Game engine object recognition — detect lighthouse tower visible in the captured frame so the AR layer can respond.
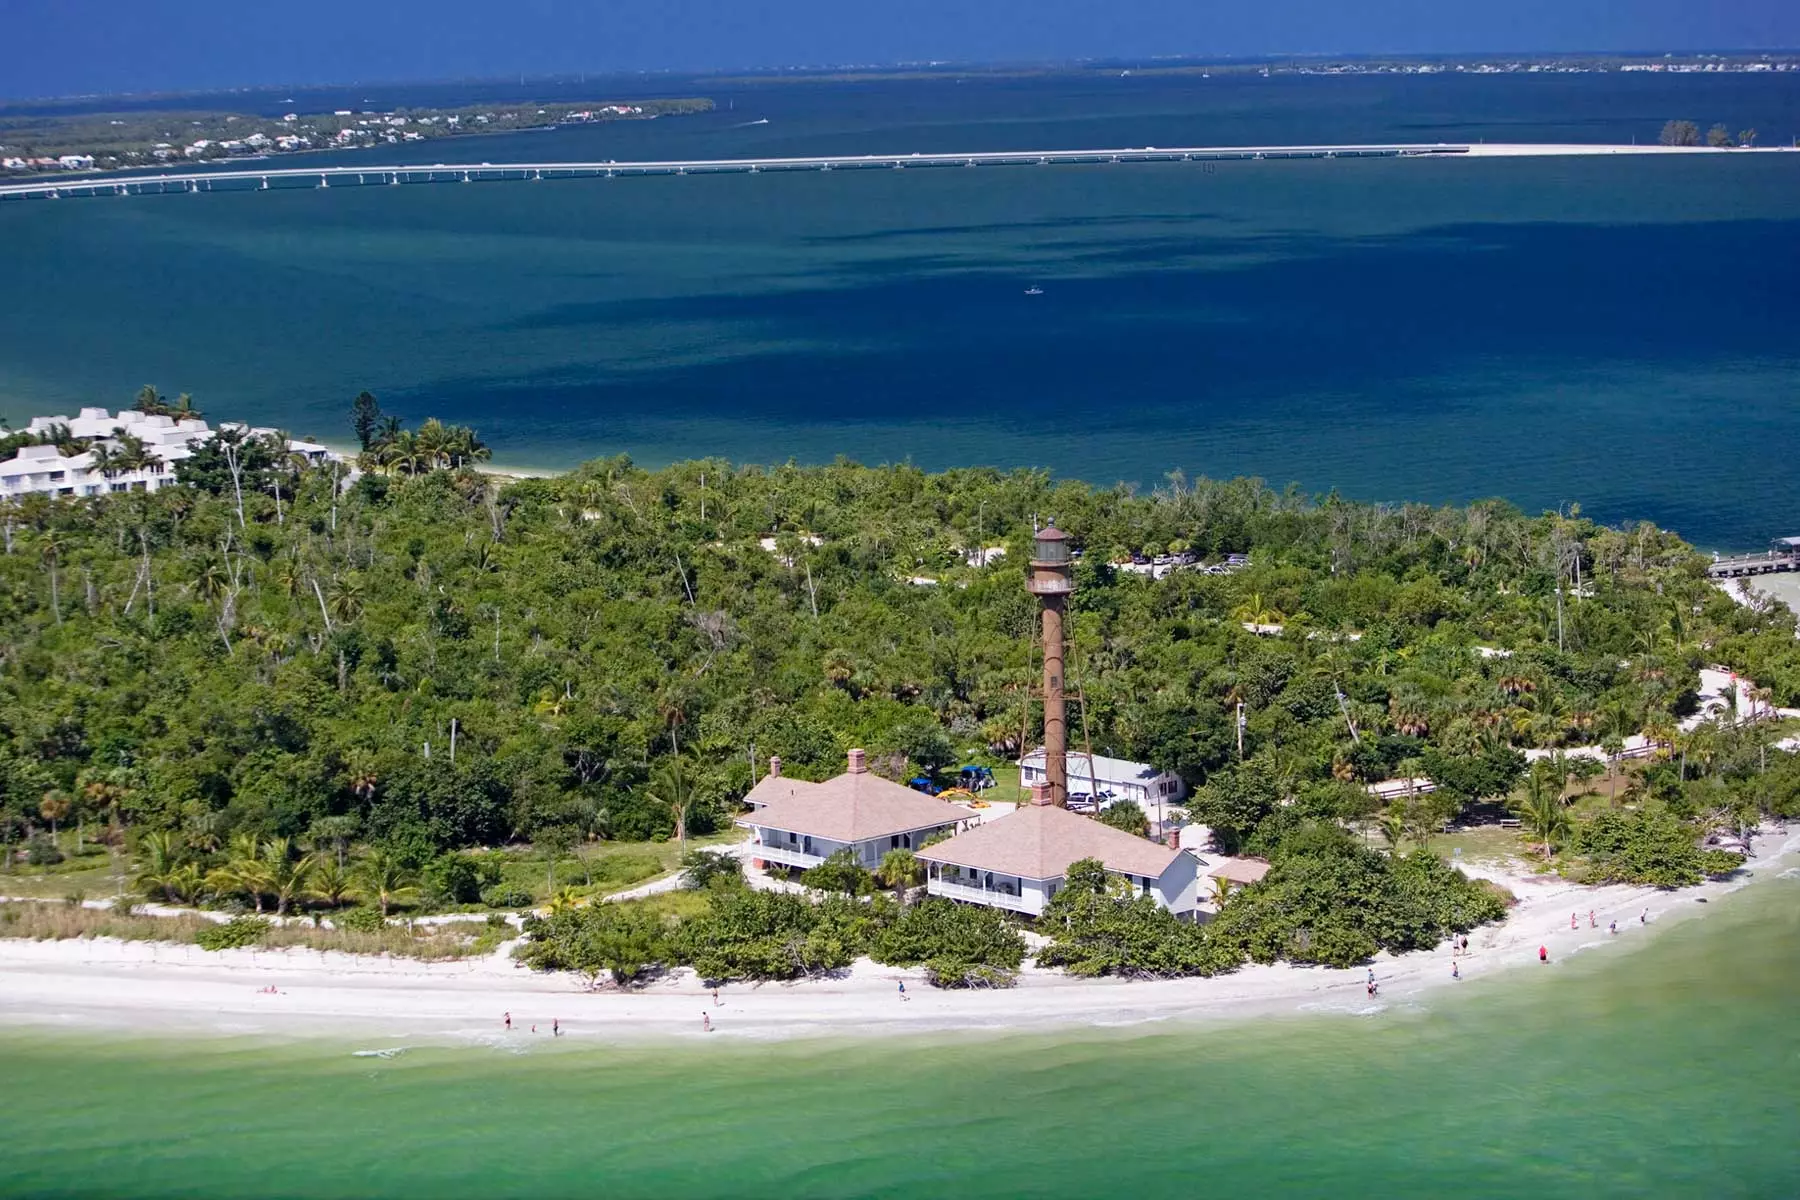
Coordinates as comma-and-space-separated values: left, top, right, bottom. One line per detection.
1026, 523, 1076, 807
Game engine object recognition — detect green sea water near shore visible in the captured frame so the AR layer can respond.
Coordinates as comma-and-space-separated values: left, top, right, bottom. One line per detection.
1, 866, 1794, 1198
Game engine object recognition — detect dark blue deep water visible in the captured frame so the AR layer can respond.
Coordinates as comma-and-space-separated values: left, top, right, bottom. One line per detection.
2, 72, 1798, 546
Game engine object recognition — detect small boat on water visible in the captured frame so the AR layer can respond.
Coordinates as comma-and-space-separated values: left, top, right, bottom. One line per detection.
1024, 286, 1044, 296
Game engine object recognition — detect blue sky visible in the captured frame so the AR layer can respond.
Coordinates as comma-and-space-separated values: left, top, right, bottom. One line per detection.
6, 0, 1797, 99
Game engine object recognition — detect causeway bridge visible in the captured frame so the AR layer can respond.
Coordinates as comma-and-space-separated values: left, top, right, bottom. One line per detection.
0, 142, 1472, 202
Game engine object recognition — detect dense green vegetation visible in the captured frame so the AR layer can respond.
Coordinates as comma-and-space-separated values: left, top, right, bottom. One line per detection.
0, 98, 713, 171
518, 872, 1026, 988
3, 396, 1796, 974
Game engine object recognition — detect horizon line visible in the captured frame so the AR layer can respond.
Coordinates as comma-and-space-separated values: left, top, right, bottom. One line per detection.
6, 46, 1800, 108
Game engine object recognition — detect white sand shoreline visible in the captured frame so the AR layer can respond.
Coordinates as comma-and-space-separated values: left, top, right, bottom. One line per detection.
0, 827, 1791, 1047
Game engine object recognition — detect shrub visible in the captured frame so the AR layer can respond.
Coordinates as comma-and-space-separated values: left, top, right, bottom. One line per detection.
422, 853, 488, 907
1039, 860, 1241, 979
871, 898, 1025, 988
196, 916, 270, 951
26, 837, 64, 866
681, 849, 744, 890
336, 906, 386, 933
671, 889, 883, 982
1098, 801, 1149, 837
516, 903, 671, 986
1207, 829, 1504, 968
480, 886, 535, 909
803, 849, 875, 896
1576, 808, 1718, 888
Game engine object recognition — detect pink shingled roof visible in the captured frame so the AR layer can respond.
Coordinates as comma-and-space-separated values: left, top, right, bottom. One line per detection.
740, 768, 965, 843
917, 803, 1183, 882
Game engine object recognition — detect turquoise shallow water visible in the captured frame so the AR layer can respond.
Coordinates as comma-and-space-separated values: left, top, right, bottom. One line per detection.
2, 74, 1799, 547
1, 867, 1795, 1198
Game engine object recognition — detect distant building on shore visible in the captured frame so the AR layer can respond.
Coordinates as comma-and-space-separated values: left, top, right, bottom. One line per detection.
0, 406, 338, 502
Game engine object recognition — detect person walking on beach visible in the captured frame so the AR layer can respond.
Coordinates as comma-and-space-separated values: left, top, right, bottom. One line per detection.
1641, 908, 1648, 924
552, 1018, 560, 1037
1367, 967, 1376, 984
898, 980, 908, 1001
702, 1012, 712, 1033
1571, 912, 1578, 930
504, 1011, 511, 1031
1452, 960, 1460, 980
1589, 910, 1597, 928
712, 988, 720, 1007
1539, 945, 1548, 963
1609, 920, 1617, 936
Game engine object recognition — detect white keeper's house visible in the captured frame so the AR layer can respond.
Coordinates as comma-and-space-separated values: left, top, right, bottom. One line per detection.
918, 785, 1202, 919
1018, 747, 1186, 805
739, 749, 971, 871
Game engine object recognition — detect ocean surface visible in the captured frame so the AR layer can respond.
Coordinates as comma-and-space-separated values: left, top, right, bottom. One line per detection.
2, 73, 1799, 546
0, 863, 1794, 1198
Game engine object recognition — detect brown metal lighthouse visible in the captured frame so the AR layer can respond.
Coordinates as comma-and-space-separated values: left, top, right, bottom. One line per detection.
1026, 523, 1075, 807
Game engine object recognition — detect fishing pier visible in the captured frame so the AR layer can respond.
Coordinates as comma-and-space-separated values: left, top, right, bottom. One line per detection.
1707, 538, 1800, 579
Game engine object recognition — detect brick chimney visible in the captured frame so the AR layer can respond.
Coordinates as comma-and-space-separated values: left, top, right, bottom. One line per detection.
1030, 782, 1053, 806
769, 755, 782, 779
847, 748, 868, 775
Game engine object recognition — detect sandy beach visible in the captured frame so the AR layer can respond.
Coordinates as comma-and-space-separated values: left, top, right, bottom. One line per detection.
0, 826, 1790, 1047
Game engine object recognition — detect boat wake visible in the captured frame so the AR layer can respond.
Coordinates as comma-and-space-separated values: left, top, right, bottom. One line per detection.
733, 118, 770, 128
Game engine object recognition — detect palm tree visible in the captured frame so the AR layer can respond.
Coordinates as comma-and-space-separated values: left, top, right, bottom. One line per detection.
133, 384, 168, 416
1512, 769, 1571, 860
309, 812, 361, 869
307, 857, 355, 909
207, 834, 276, 912
355, 850, 418, 918
1231, 592, 1282, 628
260, 838, 315, 916
446, 425, 490, 468
647, 759, 691, 857
1600, 735, 1626, 803
327, 574, 365, 622
878, 848, 923, 905
134, 831, 189, 902
1377, 806, 1407, 855
38, 790, 72, 840
415, 419, 451, 469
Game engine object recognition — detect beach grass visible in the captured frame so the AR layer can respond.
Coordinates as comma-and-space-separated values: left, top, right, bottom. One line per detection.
0, 901, 217, 943
260, 919, 508, 961
0, 901, 516, 961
